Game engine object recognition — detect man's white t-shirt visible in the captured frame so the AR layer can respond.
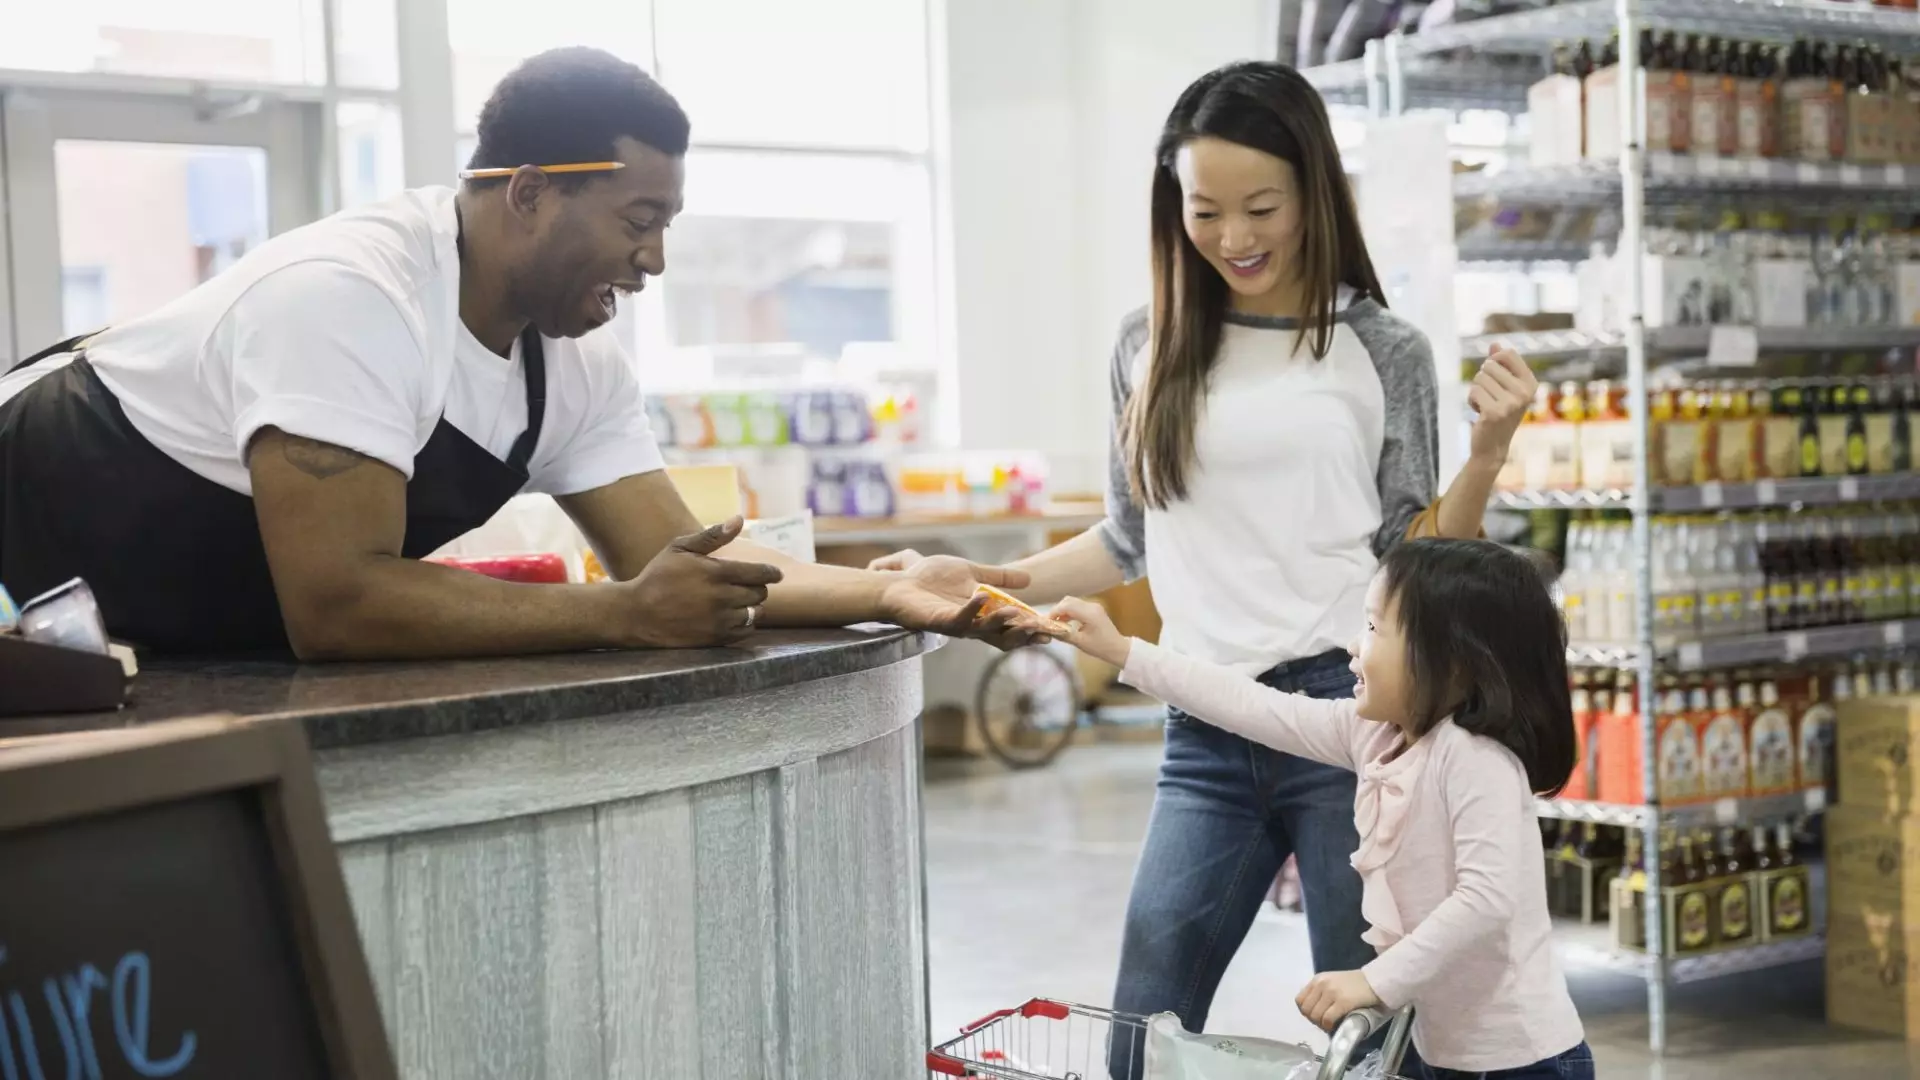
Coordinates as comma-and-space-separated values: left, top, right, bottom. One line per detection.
0, 186, 663, 497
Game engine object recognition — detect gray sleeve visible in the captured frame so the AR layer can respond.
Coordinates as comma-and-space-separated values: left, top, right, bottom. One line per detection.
1094, 307, 1152, 582
1347, 303, 1439, 557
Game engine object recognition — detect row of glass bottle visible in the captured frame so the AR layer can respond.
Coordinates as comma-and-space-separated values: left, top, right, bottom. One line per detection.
1643, 211, 1917, 328
1560, 506, 1920, 647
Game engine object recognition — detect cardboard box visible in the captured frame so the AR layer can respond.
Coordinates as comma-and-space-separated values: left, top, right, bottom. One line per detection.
1528, 74, 1585, 167
1828, 912, 1920, 1038
1836, 696, 1920, 817
1827, 805, 1920, 895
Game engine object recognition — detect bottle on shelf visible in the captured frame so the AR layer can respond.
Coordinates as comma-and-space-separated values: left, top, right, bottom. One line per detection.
1717, 829, 1756, 945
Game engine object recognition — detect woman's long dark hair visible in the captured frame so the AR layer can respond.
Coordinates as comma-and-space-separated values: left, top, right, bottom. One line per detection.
1378, 539, 1577, 796
1127, 61, 1385, 509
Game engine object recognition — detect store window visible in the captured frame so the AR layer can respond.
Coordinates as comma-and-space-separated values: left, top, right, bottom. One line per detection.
650, 0, 929, 152
638, 149, 936, 389
338, 100, 406, 208
0, 0, 325, 85
444, 0, 939, 389
447, 0, 655, 136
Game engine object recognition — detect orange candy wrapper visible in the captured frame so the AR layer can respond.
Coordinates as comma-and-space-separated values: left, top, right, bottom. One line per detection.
971, 585, 1074, 635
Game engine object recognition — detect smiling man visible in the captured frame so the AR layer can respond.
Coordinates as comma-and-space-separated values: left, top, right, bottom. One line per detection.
0, 47, 1033, 659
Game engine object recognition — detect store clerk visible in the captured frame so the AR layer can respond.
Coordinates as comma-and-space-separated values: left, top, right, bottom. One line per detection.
0, 47, 1036, 660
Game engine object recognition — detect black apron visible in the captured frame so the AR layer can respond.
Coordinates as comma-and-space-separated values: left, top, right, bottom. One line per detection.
0, 329, 547, 655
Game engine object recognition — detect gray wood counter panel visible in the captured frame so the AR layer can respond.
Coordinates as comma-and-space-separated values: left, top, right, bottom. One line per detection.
328, 654, 929, 1080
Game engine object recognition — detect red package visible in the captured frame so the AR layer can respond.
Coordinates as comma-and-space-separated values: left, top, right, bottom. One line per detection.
427, 553, 569, 584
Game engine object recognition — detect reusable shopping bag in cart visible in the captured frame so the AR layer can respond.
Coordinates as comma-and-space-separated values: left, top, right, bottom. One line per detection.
1143, 1012, 1320, 1078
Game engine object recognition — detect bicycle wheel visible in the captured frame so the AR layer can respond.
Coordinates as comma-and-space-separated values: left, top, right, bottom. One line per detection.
973, 644, 1083, 769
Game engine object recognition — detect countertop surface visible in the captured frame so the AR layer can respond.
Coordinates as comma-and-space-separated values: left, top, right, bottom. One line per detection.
1, 627, 931, 751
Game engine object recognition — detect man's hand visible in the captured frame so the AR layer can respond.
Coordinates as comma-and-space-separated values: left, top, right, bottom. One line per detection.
1295, 970, 1381, 1033
1467, 345, 1536, 467
876, 556, 1049, 649
618, 517, 784, 647
867, 548, 926, 572
1047, 596, 1131, 668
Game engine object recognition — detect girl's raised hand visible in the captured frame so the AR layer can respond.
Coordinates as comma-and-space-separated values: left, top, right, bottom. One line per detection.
1046, 596, 1132, 668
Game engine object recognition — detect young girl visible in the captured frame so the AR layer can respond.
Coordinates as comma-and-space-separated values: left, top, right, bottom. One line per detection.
1049, 538, 1590, 1080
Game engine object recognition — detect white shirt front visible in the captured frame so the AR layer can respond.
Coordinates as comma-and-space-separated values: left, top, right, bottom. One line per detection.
1133, 315, 1387, 672
0, 187, 662, 498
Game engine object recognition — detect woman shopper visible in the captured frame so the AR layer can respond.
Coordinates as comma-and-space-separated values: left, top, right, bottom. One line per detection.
876, 60, 1535, 1069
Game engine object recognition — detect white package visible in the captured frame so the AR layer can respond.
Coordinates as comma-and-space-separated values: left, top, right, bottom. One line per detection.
1143, 1012, 1319, 1079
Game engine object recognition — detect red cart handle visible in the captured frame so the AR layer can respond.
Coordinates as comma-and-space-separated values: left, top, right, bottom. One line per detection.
958, 998, 1070, 1035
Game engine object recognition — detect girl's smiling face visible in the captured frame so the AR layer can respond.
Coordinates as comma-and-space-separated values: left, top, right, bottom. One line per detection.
1349, 573, 1414, 729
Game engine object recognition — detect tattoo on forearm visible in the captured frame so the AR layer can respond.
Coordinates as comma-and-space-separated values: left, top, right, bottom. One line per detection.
280, 434, 370, 480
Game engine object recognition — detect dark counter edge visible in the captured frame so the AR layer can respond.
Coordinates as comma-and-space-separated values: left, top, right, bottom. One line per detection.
3, 627, 936, 752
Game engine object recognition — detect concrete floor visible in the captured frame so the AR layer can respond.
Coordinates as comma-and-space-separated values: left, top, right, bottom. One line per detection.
925, 743, 1920, 1080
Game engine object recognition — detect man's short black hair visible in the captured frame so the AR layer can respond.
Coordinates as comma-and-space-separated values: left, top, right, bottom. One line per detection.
467, 47, 690, 186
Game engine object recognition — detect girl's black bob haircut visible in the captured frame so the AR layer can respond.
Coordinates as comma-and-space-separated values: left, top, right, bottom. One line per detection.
1377, 538, 1576, 796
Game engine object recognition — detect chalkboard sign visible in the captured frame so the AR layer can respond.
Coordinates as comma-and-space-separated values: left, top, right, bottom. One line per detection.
0, 718, 396, 1079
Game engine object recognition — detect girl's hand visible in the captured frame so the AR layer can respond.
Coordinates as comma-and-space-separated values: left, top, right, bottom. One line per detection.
1046, 596, 1131, 669
1295, 970, 1381, 1033
1467, 345, 1535, 467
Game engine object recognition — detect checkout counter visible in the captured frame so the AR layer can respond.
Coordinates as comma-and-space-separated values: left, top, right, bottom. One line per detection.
5, 627, 937, 1078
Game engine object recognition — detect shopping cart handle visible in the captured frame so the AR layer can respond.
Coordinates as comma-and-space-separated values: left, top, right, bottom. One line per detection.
958, 998, 1070, 1035
1317, 1004, 1414, 1080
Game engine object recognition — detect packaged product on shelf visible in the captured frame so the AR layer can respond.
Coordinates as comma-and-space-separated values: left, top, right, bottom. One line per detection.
1520, 383, 1578, 489
1712, 829, 1758, 947
1657, 677, 1705, 804
1713, 383, 1760, 484
1865, 382, 1911, 474
1760, 385, 1802, 479
1759, 822, 1813, 941
1733, 43, 1781, 159
1795, 668, 1840, 795
1527, 66, 1586, 168
665, 394, 716, 449
1598, 673, 1644, 804
1781, 43, 1847, 162
1749, 675, 1798, 795
1578, 381, 1636, 489
789, 391, 837, 446
1689, 39, 1738, 159
1586, 32, 1691, 159
1701, 677, 1752, 799
1673, 833, 1718, 953
1566, 673, 1596, 799
743, 393, 791, 446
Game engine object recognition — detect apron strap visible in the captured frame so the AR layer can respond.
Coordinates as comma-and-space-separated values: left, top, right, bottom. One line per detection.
8, 329, 103, 376
504, 326, 547, 473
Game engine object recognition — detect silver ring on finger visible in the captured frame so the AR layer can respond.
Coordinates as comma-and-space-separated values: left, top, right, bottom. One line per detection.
743, 604, 760, 629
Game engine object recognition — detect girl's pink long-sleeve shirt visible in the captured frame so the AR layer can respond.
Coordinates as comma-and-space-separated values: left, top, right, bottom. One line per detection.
1122, 639, 1585, 1072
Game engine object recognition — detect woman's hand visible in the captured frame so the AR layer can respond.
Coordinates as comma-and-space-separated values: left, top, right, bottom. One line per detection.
1466, 345, 1536, 467
1046, 596, 1131, 669
1295, 970, 1381, 1033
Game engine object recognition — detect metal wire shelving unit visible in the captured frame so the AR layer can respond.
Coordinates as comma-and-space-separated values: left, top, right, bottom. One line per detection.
1312, 0, 1920, 1054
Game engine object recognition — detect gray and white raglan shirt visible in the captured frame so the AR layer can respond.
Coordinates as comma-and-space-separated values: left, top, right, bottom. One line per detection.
1094, 294, 1438, 674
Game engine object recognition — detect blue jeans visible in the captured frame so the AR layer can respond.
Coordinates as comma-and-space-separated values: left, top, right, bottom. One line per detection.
1107, 648, 1371, 1080
1400, 1040, 1595, 1080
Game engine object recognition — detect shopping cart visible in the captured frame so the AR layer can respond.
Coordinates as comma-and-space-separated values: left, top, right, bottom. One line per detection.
928, 998, 1414, 1079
